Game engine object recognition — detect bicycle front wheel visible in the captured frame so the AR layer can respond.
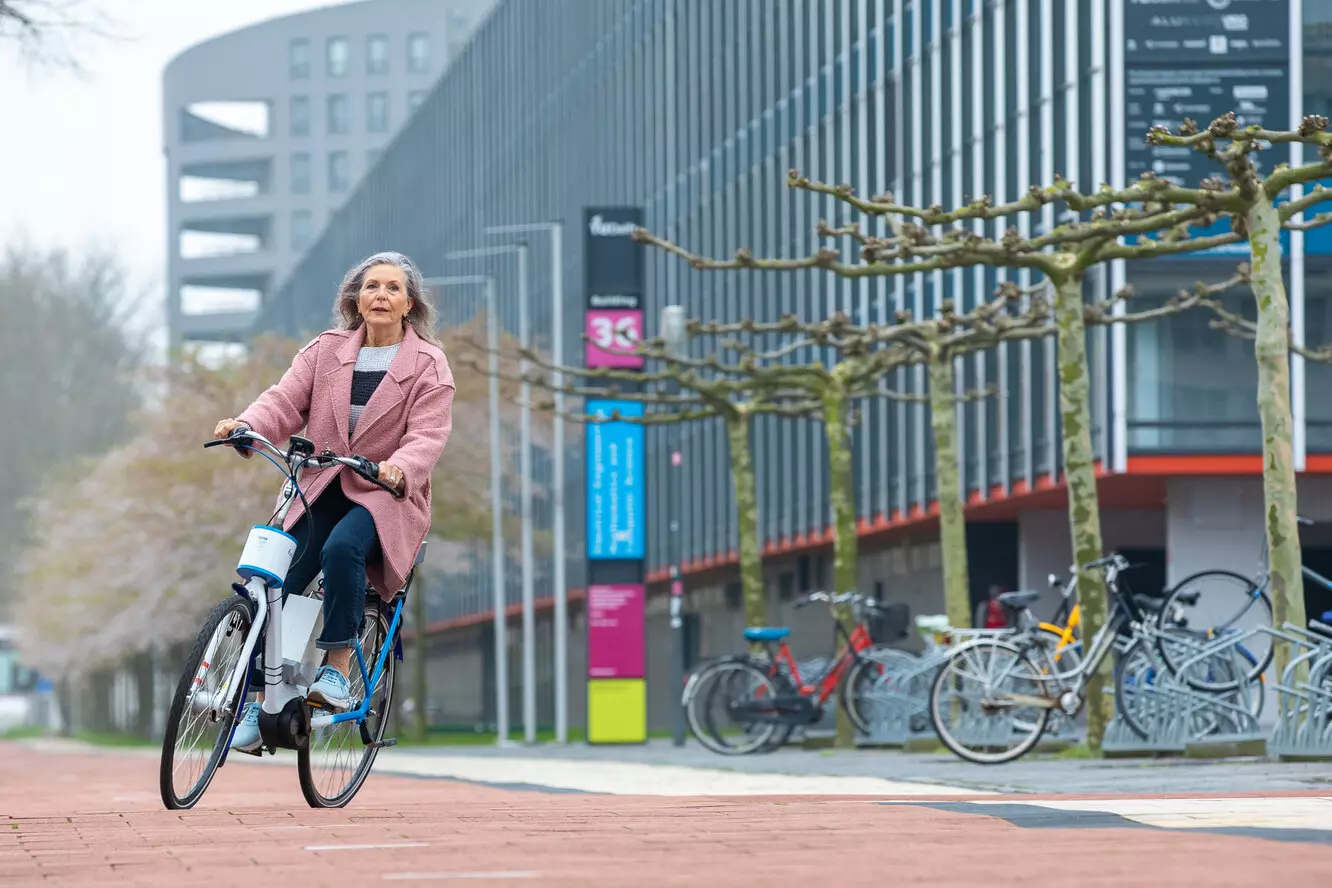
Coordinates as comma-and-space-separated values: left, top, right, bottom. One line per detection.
1157, 569, 1273, 690
298, 597, 397, 808
160, 595, 255, 810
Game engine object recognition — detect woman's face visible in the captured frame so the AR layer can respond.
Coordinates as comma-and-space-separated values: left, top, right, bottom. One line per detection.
357, 263, 413, 332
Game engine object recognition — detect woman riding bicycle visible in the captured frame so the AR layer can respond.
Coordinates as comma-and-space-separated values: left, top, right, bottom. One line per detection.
212, 251, 454, 753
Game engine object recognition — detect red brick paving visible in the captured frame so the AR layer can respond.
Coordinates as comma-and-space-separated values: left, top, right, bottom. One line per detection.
2, 741, 1332, 887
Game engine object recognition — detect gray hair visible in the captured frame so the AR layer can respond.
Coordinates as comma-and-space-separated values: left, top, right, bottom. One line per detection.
334, 251, 441, 347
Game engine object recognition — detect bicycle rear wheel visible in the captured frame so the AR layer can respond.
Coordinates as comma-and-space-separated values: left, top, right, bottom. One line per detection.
159, 595, 254, 810
929, 638, 1052, 765
297, 597, 397, 808
684, 658, 791, 755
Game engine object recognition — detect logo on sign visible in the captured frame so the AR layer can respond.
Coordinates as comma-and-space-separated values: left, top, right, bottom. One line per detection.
585, 309, 644, 368
588, 214, 637, 237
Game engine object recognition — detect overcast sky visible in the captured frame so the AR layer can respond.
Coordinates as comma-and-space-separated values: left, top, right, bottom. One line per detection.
0, 1, 334, 315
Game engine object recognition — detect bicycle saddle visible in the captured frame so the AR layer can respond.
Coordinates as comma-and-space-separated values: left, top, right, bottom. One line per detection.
998, 589, 1042, 609
743, 626, 791, 643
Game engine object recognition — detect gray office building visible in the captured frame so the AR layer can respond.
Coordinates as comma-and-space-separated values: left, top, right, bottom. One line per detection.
252, 0, 1332, 733
162, 0, 496, 350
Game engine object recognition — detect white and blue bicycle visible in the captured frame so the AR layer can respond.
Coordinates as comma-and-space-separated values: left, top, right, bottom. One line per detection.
158, 427, 421, 810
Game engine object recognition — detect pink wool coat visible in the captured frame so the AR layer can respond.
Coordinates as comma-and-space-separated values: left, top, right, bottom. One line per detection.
237, 324, 455, 601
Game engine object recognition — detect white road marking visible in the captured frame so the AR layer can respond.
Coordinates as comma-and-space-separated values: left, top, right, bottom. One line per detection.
383, 873, 539, 882
306, 842, 430, 851
364, 753, 985, 797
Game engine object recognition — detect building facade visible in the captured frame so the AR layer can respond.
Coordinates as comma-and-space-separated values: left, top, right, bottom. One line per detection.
162, 0, 496, 350
251, 0, 1332, 733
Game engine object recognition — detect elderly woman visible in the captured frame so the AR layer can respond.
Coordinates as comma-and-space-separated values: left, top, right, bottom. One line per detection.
213, 251, 454, 753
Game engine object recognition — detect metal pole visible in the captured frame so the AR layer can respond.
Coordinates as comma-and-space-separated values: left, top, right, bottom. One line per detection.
485, 221, 567, 745
549, 224, 567, 745
422, 275, 506, 745
517, 242, 536, 745
661, 305, 687, 747
485, 277, 509, 746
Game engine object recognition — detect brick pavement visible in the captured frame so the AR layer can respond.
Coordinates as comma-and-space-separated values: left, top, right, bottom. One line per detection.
3, 741, 1332, 887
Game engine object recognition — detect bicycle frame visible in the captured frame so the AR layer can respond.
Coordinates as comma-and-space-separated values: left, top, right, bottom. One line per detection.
213, 431, 403, 739
767, 619, 874, 705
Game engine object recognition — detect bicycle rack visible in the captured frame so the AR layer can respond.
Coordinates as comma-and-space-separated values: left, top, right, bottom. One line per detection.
1265, 621, 1332, 760
1104, 624, 1268, 756
857, 648, 947, 747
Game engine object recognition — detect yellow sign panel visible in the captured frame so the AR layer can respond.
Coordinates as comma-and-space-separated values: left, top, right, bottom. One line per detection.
587, 678, 647, 744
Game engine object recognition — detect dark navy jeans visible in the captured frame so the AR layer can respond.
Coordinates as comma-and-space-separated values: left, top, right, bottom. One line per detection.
248, 473, 382, 690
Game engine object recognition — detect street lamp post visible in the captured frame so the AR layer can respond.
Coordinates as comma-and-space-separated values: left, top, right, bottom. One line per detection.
420, 274, 506, 746
660, 304, 687, 748
483, 220, 568, 745
445, 244, 536, 746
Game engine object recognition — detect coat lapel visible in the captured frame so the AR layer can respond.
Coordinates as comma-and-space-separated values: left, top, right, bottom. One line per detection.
325, 325, 364, 446
349, 325, 419, 448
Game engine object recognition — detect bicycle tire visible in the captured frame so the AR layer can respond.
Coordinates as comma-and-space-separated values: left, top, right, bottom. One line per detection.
928, 638, 1052, 765
1112, 640, 1156, 741
840, 646, 919, 735
1156, 569, 1273, 690
297, 600, 397, 808
684, 658, 788, 755
159, 595, 255, 810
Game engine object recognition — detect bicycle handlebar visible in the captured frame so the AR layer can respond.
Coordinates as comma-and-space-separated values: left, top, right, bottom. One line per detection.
205, 428, 404, 499
792, 590, 887, 611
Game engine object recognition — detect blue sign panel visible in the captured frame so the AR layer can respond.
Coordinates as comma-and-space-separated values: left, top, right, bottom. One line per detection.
585, 400, 645, 560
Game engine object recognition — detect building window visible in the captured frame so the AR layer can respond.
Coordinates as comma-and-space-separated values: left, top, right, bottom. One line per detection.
366, 92, 389, 133
290, 152, 310, 194
289, 38, 310, 79
408, 89, 426, 111
407, 32, 429, 73
327, 94, 348, 134
328, 151, 349, 192
290, 95, 310, 136
291, 210, 313, 250
327, 36, 349, 77
367, 33, 389, 75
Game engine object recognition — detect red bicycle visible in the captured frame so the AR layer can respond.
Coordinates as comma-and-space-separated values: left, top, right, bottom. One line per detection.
681, 591, 915, 755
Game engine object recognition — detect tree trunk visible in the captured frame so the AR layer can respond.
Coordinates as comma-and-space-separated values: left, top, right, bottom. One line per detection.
820, 381, 860, 748
132, 651, 155, 740
412, 588, 429, 742
928, 351, 972, 631
1053, 275, 1112, 752
1248, 198, 1305, 674
724, 410, 766, 631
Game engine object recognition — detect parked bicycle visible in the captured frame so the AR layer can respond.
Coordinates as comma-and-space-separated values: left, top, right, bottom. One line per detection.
681, 591, 913, 755
925, 553, 1246, 764
158, 427, 416, 809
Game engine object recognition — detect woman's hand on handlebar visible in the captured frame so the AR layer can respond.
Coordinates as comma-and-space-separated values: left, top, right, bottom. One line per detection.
212, 418, 253, 458
377, 461, 406, 493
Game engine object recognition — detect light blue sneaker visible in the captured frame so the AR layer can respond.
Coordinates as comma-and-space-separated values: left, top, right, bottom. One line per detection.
230, 701, 262, 753
306, 665, 352, 712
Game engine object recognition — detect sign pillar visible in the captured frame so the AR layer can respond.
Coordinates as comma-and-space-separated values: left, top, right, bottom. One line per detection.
583, 206, 648, 744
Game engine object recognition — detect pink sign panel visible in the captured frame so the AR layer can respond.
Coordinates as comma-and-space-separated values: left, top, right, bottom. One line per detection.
585, 309, 644, 368
586, 584, 645, 679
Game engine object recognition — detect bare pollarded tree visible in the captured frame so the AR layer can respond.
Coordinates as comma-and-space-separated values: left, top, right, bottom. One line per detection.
1142, 114, 1332, 665
632, 154, 1288, 750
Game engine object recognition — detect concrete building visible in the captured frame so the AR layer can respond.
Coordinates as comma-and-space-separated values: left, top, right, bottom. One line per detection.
162, 0, 496, 351
249, 0, 1332, 735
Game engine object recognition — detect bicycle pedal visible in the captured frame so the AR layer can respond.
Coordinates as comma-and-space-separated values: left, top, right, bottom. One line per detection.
366, 737, 397, 749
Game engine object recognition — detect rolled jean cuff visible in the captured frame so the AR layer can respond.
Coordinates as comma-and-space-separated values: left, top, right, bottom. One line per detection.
315, 637, 357, 651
